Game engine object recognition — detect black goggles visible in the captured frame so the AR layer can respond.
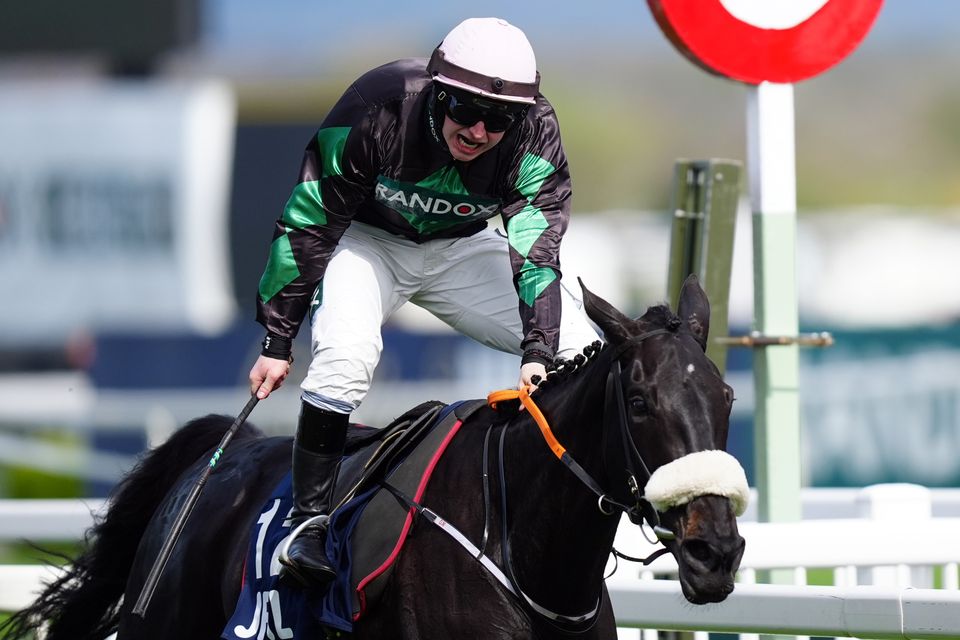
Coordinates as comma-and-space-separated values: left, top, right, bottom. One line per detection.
441, 91, 523, 133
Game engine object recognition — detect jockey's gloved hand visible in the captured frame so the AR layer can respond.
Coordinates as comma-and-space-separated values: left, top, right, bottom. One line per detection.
518, 362, 548, 392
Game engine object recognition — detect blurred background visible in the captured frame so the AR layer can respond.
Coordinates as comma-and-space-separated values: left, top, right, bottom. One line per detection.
0, 0, 958, 501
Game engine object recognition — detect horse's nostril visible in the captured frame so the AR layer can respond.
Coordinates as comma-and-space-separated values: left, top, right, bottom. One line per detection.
727, 536, 746, 572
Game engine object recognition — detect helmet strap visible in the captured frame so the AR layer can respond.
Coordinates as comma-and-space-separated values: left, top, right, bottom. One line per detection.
427, 48, 539, 102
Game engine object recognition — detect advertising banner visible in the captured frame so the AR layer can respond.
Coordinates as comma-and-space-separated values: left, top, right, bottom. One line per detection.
0, 80, 237, 345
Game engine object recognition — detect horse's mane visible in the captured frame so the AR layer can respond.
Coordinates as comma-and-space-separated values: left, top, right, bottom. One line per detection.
533, 303, 681, 392
533, 340, 603, 390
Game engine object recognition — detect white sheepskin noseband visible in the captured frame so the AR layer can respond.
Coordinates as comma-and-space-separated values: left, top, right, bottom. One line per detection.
643, 450, 749, 516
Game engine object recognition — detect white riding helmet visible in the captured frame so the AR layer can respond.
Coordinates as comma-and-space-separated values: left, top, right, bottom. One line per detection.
427, 17, 540, 105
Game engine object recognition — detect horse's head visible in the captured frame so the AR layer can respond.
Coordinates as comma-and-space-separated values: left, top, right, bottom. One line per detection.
582, 275, 747, 604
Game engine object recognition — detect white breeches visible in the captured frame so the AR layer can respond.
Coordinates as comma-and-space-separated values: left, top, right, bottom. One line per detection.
301, 223, 599, 413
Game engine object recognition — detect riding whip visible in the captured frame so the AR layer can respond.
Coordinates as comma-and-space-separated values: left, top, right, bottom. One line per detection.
132, 394, 259, 617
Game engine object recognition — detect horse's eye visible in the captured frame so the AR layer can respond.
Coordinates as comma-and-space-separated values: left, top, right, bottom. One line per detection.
630, 397, 648, 414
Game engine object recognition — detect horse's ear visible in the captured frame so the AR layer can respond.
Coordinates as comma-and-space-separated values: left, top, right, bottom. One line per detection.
677, 274, 711, 350
579, 278, 632, 343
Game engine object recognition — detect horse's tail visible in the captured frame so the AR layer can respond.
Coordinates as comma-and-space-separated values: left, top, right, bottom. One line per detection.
0, 414, 264, 640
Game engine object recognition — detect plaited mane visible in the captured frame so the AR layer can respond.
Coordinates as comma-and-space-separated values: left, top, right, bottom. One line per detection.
533, 304, 682, 391
533, 340, 603, 390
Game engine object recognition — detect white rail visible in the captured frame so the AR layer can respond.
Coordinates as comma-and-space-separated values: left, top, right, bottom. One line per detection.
613, 518, 960, 580
0, 564, 64, 612
608, 580, 960, 639
0, 498, 107, 542
609, 484, 960, 640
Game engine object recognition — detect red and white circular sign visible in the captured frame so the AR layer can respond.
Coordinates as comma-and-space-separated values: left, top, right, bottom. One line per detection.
648, 0, 883, 84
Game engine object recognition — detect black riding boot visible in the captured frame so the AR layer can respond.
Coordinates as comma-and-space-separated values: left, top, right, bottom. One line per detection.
282, 402, 349, 587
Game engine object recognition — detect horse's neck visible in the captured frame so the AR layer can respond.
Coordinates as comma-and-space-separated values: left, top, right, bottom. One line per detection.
534, 357, 609, 449
500, 356, 618, 610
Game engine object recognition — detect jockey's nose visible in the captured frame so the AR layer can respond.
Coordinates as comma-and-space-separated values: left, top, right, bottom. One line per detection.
465, 120, 487, 138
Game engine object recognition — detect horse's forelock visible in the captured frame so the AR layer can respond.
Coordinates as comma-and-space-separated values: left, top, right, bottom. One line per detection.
637, 304, 681, 332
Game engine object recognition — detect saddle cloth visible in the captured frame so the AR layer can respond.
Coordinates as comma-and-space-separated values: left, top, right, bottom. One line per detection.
222, 399, 484, 638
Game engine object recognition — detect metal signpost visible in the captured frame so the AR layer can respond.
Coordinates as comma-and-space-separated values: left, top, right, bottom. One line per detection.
648, 0, 884, 592
666, 159, 741, 375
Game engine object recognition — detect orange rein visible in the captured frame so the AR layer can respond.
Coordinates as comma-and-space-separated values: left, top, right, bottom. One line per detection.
487, 387, 566, 460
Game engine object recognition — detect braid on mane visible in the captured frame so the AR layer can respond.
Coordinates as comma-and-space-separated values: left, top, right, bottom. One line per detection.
533, 340, 604, 390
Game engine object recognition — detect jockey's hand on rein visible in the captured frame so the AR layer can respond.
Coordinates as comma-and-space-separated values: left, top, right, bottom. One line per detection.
518, 361, 547, 394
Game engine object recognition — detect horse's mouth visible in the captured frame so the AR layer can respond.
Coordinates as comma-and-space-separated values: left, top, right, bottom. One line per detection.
679, 577, 736, 604
673, 534, 745, 603
661, 495, 746, 604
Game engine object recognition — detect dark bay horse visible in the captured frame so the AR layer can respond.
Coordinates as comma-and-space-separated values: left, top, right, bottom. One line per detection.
2, 276, 746, 639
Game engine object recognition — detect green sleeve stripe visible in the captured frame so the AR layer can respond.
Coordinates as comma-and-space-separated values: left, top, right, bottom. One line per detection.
316, 127, 351, 178
279, 127, 350, 229
507, 203, 549, 259
515, 152, 556, 201
281, 180, 326, 228
517, 260, 557, 306
258, 232, 301, 302
511, 154, 559, 305
259, 126, 350, 304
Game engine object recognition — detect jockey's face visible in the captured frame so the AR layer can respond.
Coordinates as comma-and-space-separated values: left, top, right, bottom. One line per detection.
442, 116, 506, 162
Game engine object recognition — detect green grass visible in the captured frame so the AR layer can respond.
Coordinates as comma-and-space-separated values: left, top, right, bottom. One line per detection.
0, 541, 81, 565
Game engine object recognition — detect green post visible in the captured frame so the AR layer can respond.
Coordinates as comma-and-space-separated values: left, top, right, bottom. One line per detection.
666, 158, 741, 375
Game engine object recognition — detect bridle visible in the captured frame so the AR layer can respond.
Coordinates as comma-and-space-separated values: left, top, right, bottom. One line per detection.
485, 327, 699, 629
600, 328, 684, 540
490, 328, 686, 541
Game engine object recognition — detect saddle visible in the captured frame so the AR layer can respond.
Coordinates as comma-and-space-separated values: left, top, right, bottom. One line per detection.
222, 398, 486, 639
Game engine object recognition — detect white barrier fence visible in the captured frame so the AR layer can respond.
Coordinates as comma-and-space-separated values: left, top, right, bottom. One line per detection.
0, 498, 107, 542
2, 485, 960, 639
611, 483, 960, 639
610, 581, 960, 639
608, 516, 960, 640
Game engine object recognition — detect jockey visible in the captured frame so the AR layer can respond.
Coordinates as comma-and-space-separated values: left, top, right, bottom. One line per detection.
248, 17, 599, 587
